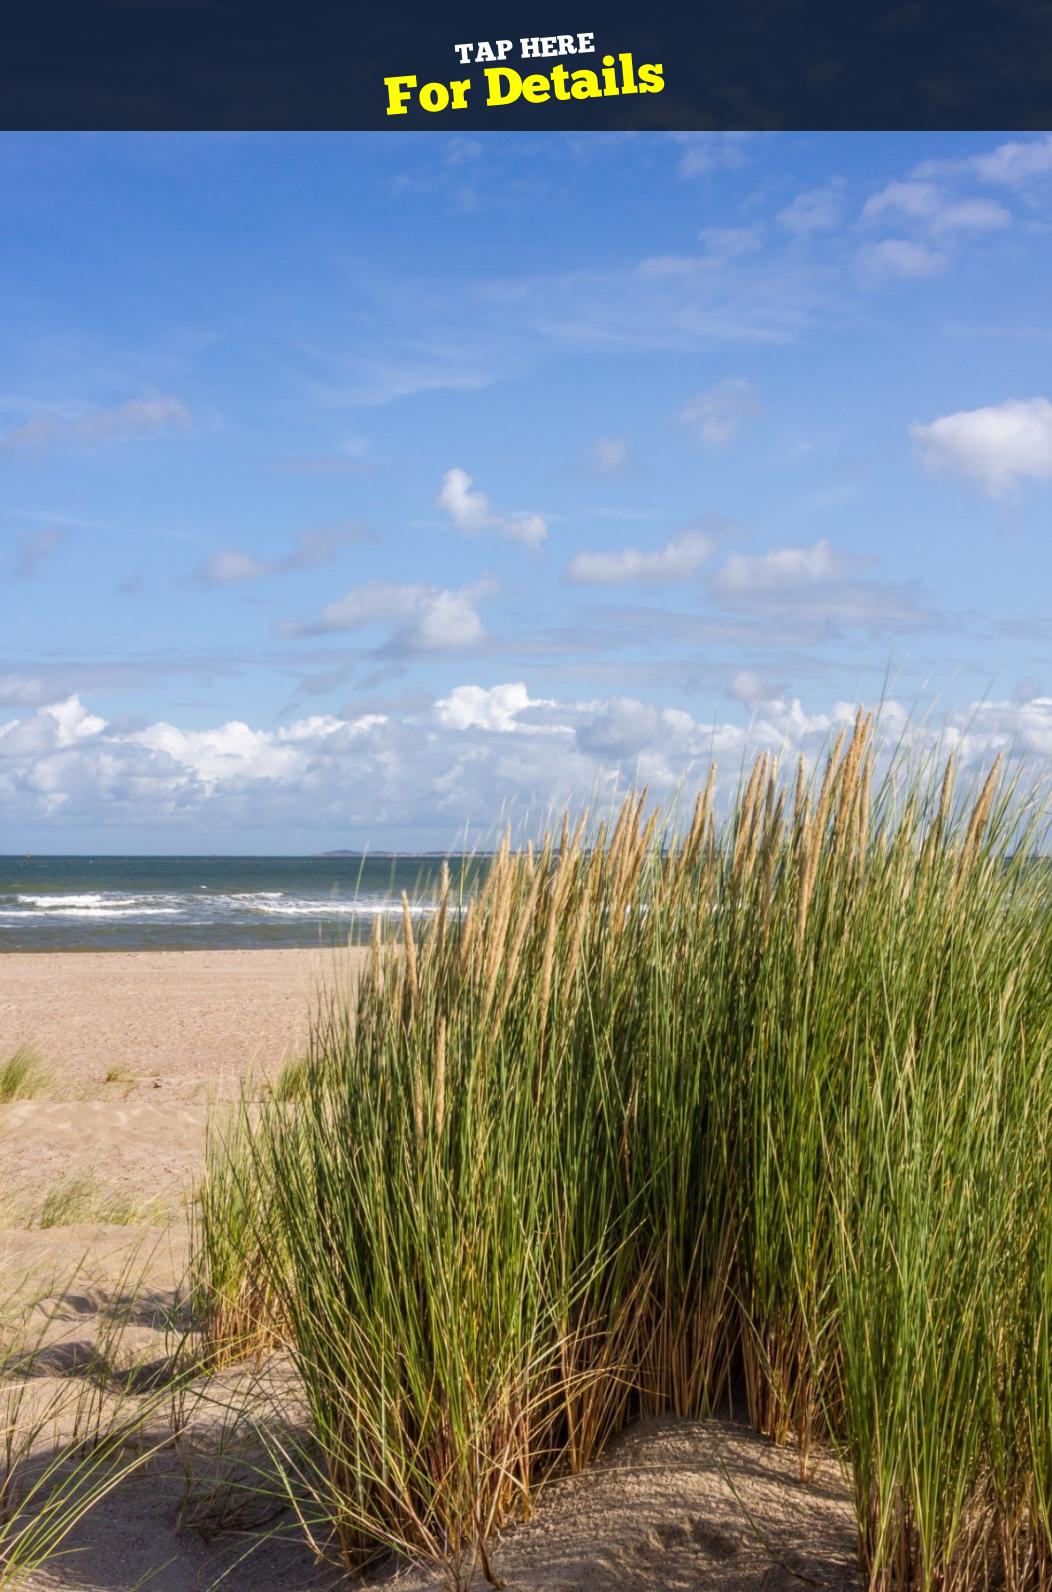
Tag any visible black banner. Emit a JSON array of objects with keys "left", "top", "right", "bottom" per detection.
[{"left": 3, "top": 0, "right": 1052, "bottom": 130}]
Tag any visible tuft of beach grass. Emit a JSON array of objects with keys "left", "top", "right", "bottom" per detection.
[
  {"left": 0, "top": 1048, "right": 50, "bottom": 1104},
  {"left": 190, "top": 726, "right": 1052, "bottom": 1591}
]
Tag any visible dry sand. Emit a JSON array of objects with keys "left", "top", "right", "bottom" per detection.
[
  {"left": 0, "top": 947, "right": 359, "bottom": 1095},
  {"left": 20, "top": 1411, "right": 860, "bottom": 1592},
  {"left": 0, "top": 949, "right": 364, "bottom": 1211},
  {"left": 1, "top": 950, "right": 861, "bottom": 1592}
]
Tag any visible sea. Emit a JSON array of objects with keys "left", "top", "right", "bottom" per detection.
[{"left": 0, "top": 855, "right": 485, "bottom": 952}]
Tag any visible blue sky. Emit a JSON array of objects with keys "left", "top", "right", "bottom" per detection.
[{"left": 2, "top": 130, "right": 1052, "bottom": 851}]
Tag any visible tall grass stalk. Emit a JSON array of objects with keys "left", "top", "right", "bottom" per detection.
[{"left": 195, "top": 721, "right": 1052, "bottom": 1590}]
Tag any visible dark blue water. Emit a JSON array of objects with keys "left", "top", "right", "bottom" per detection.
[{"left": 0, "top": 856, "right": 484, "bottom": 951}]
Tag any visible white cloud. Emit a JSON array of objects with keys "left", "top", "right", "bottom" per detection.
[
  {"left": 295, "top": 142, "right": 1044, "bottom": 413},
  {"left": 710, "top": 539, "right": 929, "bottom": 632},
  {"left": 856, "top": 239, "right": 948, "bottom": 279},
  {"left": 590, "top": 436, "right": 629, "bottom": 476},
  {"left": 778, "top": 182, "right": 844, "bottom": 234},
  {"left": 680, "top": 378, "right": 762, "bottom": 447},
  {"left": 0, "top": 673, "right": 53, "bottom": 708},
  {"left": 434, "top": 682, "right": 557, "bottom": 734},
  {"left": 934, "top": 198, "right": 1012, "bottom": 232},
  {"left": 575, "top": 698, "right": 684, "bottom": 759},
  {"left": 193, "top": 526, "right": 364, "bottom": 585},
  {"left": 911, "top": 397, "right": 1052, "bottom": 497},
  {"left": 408, "top": 590, "right": 486, "bottom": 651},
  {"left": 914, "top": 135, "right": 1052, "bottom": 190},
  {"left": 437, "top": 468, "right": 547, "bottom": 549},
  {"left": 566, "top": 529, "right": 714, "bottom": 586},
  {"left": 4, "top": 688, "right": 1052, "bottom": 842},
  {"left": 286, "top": 580, "right": 488, "bottom": 652},
  {"left": 862, "top": 179, "right": 1009, "bottom": 235},
  {"left": 862, "top": 179, "right": 937, "bottom": 224},
  {"left": 129, "top": 719, "right": 305, "bottom": 786},
  {"left": 198, "top": 550, "right": 270, "bottom": 584},
  {"left": 853, "top": 165, "right": 1011, "bottom": 289},
  {"left": 730, "top": 670, "right": 772, "bottom": 703},
  {"left": 713, "top": 538, "right": 850, "bottom": 596},
  {"left": 0, "top": 395, "right": 193, "bottom": 456},
  {"left": 672, "top": 133, "right": 750, "bottom": 178},
  {"left": 969, "top": 136, "right": 1052, "bottom": 187},
  {"left": 0, "top": 695, "right": 106, "bottom": 757}
]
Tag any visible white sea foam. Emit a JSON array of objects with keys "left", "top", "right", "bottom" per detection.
[
  {"left": 2, "top": 880, "right": 449, "bottom": 944},
  {"left": 3, "top": 905, "right": 182, "bottom": 919},
  {"left": 19, "top": 892, "right": 113, "bottom": 907},
  {"left": 7, "top": 891, "right": 437, "bottom": 920},
  {"left": 250, "top": 898, "right": 437, "bottom": 917}
]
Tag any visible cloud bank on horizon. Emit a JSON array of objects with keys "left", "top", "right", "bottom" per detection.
[
  {"left": 4, "top": 686, "right": 1052, "bottom": 851},
  {"left": 1, "top": 130, "right": 1051, "bottom": 848}
]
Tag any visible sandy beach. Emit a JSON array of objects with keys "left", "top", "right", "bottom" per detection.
[
  {"left": 0, "top": 948, "right": 356, "bottom": 1094},
  {"left": 0, "top": 949, "right": 363, "bottom": 1212},
  {"left": 0, "top": 946, "right": 860, "bottom": 1592}
]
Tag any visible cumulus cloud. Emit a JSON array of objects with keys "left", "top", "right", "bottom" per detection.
[
  {"left": 286, "top": 580, "right": 489, "bottom": 652},
  {"left": 565, "top": 528, "right": 714, "bottom": 586},
  {"left": 730, "top": 669, "right": 776, "bottom": 703},
  {"left": 434, "top": 682, "right": 556, "bottom": 733},
  {"left": 680, "top": 379, "right": 762, "bottom": 447},
  {"left": 672, "top": 133, "right": 750, "bottom": 178},
  {"left": 575, "top": 698, "right": 692, "bottom": 759},
  {"left": 3, "top": 688, "right": 1052, "bottom": 841},
  {"left": 1, "top": 395, "right": 193, "bottom": 456},
  {"left": 711, "top": 538, "right": 930, "bottom": 632},
  {"left": 854, "top": 165, "right": 1012, "bottom": 287},
  {"left": 914, "top": 134, "right": 1052, "bottom": 190},
  {"left": 777, "top": 181, "right": 844, "bottom": 234},
  {"left": 193, "top": 525, "right": 364, "bottom": 585},
  {"left": 862, "top": 180, "right": 1009, "bottom": 234},
  {"left": 713, "top": 539, "right": 852, "bottom": 596},
  {"left": 0, "top": 694, "right": 106, "bottom": 758},
  {"left": 129, "top": 718, "right": 307, "bottom": 786},
  {"left": 856, "top": 239, "right": 948, "bottom": 279},
  {"left": 911, "top": 397, "right": 1052, "bottom": 496},
  {"left": 437, "top": 468, "right": 547, "bottom": 549},
  {"left": 0, "top": 673, "right": 53, "bottom": 707},
  {"left": 934, "top": 198, "right": 1012, "bottom": 232}
]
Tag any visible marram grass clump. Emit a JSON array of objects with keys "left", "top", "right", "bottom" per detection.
[
  {"left": 0, "top": 1047, "right": 50, "bottom": 1103},
  {"left": 194, "top": 716, "right": 1052, "bottom": 1592}
]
